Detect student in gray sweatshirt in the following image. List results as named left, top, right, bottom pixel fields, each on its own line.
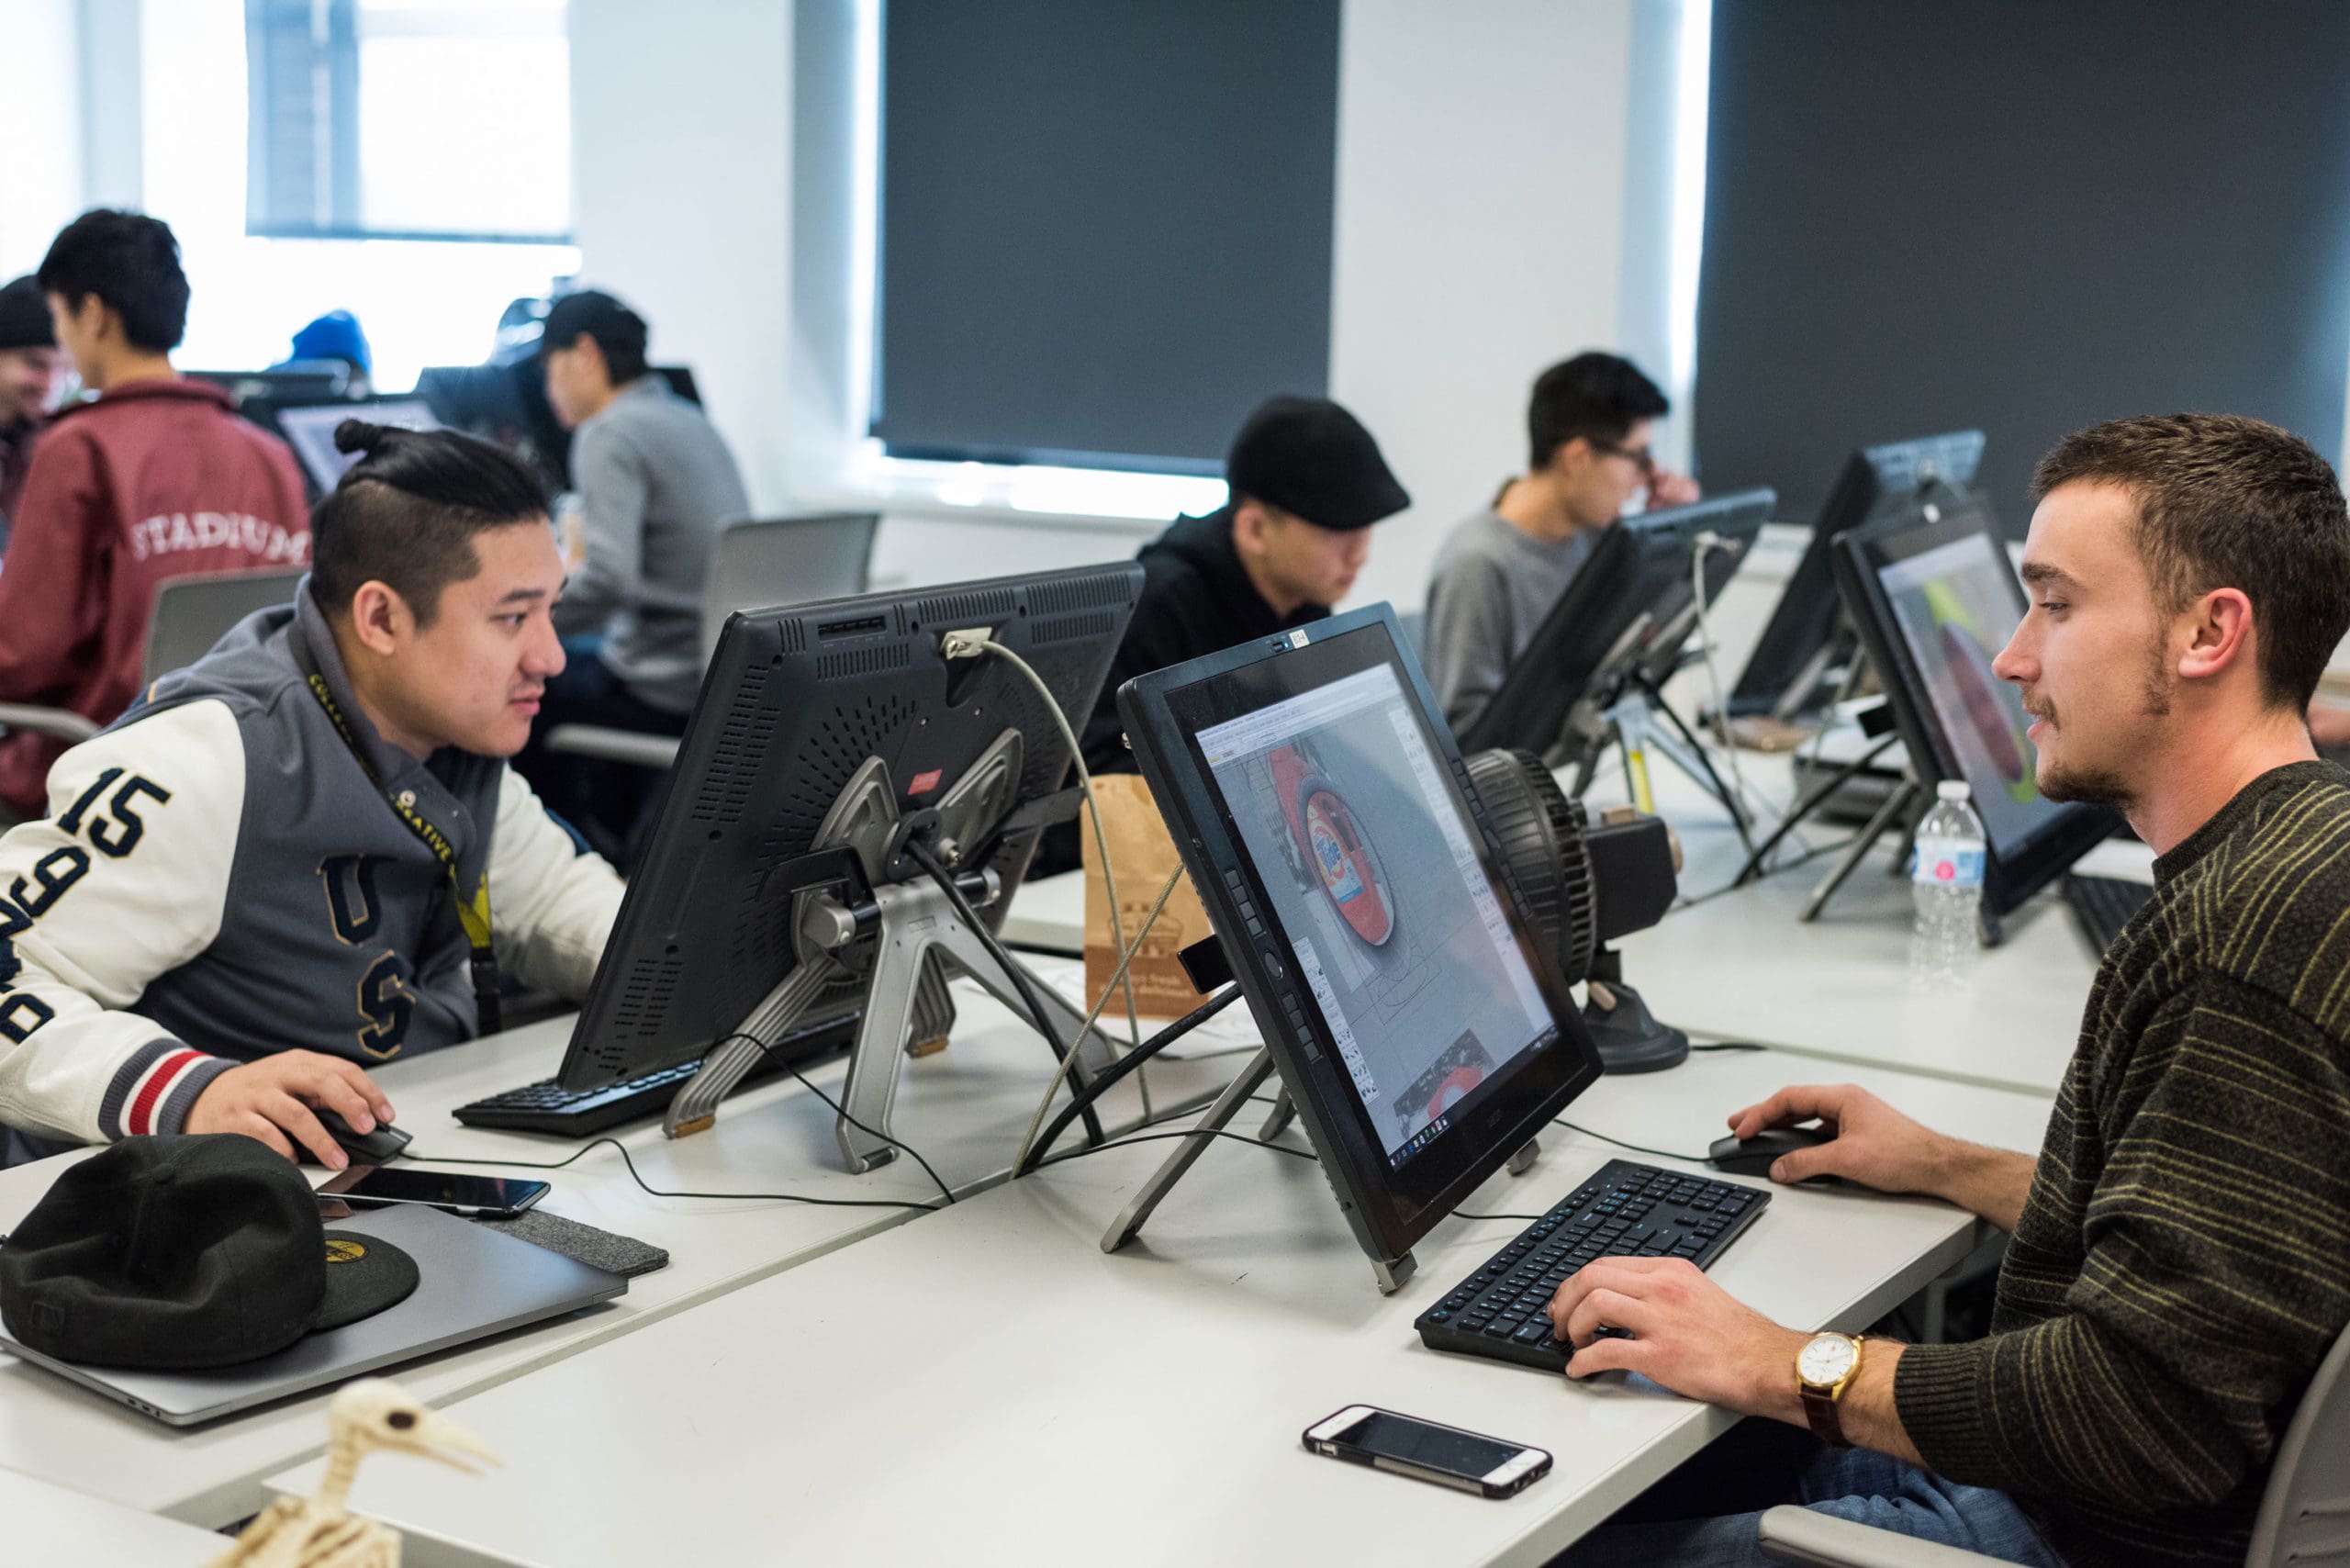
left=1422, top=353, right=1698, bottom=733
left=517, top=289, right=750, bottom=857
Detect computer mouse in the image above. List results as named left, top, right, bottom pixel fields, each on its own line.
left=1707, top=1125, right=1835, bottom=1180
left=308, top=1107, right=411, bottom=1166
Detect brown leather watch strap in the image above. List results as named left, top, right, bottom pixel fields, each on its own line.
left=1801, top=1383, right=1852, bottom=1448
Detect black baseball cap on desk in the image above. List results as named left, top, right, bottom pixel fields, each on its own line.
left=0, top=1135, right=419, bottom=1371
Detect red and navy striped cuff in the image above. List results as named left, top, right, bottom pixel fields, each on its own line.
left=98, top=1040, right=234, bottom=1138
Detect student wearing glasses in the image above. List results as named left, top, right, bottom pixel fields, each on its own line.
left=1421, top=353, right=1699, bottom=733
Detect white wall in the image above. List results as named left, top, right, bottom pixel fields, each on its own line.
left=0, top=0, right=92, bottom=277
left=567, top=0, right=795, bottom=512
left=1326, top=0, right=1638, bottom=611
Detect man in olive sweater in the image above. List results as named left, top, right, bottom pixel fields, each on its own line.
left=1553, top=413, right=2350, bottom=1567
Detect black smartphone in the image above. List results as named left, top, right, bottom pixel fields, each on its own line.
left=1302, top=1405, right=1550, bottom=1498
left=316, top=1165, right=551, bottom=1219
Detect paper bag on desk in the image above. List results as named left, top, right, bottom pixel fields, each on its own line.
left=1082, top=773, right=1217, bottom=1019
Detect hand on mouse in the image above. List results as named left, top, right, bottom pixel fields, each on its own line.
left=1723, top=1083, right=1946, bottom=1193
left=186, top=1052, right=397, bottom=1169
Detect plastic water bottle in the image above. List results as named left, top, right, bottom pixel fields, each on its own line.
left=1908, top=779, right=1986, bottom=991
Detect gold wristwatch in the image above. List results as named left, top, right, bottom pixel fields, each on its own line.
left=1796, top=1332, right=1865, bottom=1448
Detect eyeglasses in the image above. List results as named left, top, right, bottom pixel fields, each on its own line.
left=1587, top=439, right=1657, bottom=478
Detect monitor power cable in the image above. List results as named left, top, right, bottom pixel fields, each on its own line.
left=903, top=835, right=1107, bottom=1151
left=1016, top=981, right=1244, bottom=1176
left=946, top=631, right=1153, bottom=1117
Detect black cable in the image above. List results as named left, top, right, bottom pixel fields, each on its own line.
left=1730, top=731, right=1902, bottom=887
left=402, top=1137, right=940, bottom=1212
left=1551, top=1118, right=1709, bottom=1165
left=1689, top=1041, right=1767, bottom=1053
left=1453, top=1210, right=1548, bottom=1223
left=904, top=837, right=1105, bottom=1149
left=1033, top=1125, right=1318, bottom=1171
left=1016, top=984, right=1244, bottom=1176
left=1633, top=672, right=1760, bottom=862
left=711, top=1032, right=957, bottom=1206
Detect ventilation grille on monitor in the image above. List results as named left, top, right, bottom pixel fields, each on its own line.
left=604, top=953, right=685, bottom=1047
left=912, top=586, right=1020, bottom=628
left=816, top=642, right=912, bottom=682
left=1031, top=608, right=1119, bottom=646
left=1027, top=572, right=1139, bottom=616
left=690, top=662, right=778, bottom=826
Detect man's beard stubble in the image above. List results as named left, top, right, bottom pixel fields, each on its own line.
left=2031, top=639, right=2175, bottom=812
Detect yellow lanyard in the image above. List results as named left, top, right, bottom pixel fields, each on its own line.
left=303, top=670, right=502, bottom=1036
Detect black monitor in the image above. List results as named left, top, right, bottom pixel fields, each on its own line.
left=1116, top=605, right=1605, bottom=1282
left=549, top=564, right=1145, bottom=1154
left=275, top=396, right=440, bottom=496
left=1831, top=495, right=2115, bottom=937
left=1728, top=431, right=1986, bottom=721
left=189, top=364, right=352, bottom=403
left=1458, top=488, right=1776, bottom=757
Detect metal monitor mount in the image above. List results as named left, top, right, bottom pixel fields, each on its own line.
left=662, top=735, right=1120, bottom=1172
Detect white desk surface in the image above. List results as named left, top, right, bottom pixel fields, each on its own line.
left=0, top=970, right=1226, bottom=1529
left=0, top=1468, right=227, bottom=1565
left=270, top=1048, right=2057, bottom=1568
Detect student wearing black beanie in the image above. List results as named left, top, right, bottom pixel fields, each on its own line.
left=0, top=274, right=65, bottom=556
left=1036, top=394, right=1410, bottom=876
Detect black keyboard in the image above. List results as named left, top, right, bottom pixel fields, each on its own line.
left=2064, top=873, right=2154, bottom=954
left=1416, top=1160, right=1771, bottom=1371
left=453, top=1017, right=856, bottom=1137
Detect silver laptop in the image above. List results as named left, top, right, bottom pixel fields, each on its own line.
left=0, top=1204, right=626, bottom=1426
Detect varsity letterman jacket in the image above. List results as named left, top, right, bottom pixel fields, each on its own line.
left=0, top=585, right=622, bottom=1145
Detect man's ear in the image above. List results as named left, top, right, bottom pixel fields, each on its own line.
left=2176, top=587, right=2256, bottom=684
left=346, top=580, right=416, bottom=657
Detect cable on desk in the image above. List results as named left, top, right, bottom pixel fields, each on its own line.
left=905, top=835, right=1106, bottom=1152
left=713, top=1031, right=959, bottom=1206
left=1550, top=1119, right=1709, bottom=1165
left=1452, top=1210, right=1549, bottom=1223
left=1032, top=1125, right=1318, bottom=1172
left=1689, top=1041, right=1767, bottom=1053
left=1016, top=983, right=1242, bottom=1177
left=402, top=1137, right=941, bottom=1212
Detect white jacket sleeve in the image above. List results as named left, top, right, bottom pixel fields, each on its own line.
left=0, top=700, right=242, bottom=1143
left=486, top=766, right=624, bottom=1002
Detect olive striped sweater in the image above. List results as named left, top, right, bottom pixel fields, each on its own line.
left=1897, top=761, right=2350, bottom=1568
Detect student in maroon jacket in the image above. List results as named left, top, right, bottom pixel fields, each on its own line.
left=0, top=210, right=309, bottom=817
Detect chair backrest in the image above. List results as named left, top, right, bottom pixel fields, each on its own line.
left=141, top=568, right=308, bottom=687
left=699, top=512, right=879, bottom=661
left=2247, top=1324, right=2350, bottom=1565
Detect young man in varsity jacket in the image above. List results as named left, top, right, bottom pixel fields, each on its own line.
left=0, top=421, right=621, bottom=1170
left=1548, top=414, right=2350, bottom=1568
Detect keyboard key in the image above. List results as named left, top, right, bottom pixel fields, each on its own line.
left=1486, top=1317, right=1522, bottom=1338
left=1512, top=1321, right=1554, bottom=1345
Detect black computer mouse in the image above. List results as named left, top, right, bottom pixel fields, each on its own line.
left=1707, top=1125, right=1835, bottom=1179
left=309, top=1107, right=412, bottom=1166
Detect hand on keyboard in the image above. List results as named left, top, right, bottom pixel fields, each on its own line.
left=1547, top=1255, right=1808, bottom=1417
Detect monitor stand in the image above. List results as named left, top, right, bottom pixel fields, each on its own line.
left=661, top=747, right=1121, bottom=1173
left=1583, top=947, right=1688, bottom=1072
left=1800, top=771, right=1923, bottom=924
left=1099, top=1048, right=1542, bottom=1294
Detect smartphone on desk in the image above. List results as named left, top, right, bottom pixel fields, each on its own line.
left=316, top=1165, right=551, bottom=1220
left=1304, top=1405, right=1550, bottom=1498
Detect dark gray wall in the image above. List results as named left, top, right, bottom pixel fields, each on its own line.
left=875, top=0, right=1339, bottom=472
left=1695, top=1, right=2350, bottom=532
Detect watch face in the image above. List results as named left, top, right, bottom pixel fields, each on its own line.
left=1798, top=1334, right=1859, bottom=1387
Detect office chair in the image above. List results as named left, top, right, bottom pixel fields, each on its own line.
left=543, top=511, right=880, bottom=769
left=0, top=566, right=307, bottom=750
left=1755, top=1325, right=2350, bottom=1567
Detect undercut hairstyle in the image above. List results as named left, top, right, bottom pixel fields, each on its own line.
left=311, top=421, right=551, bottom=626
left=2032, top=412, right=2350, bottom=711
left=1527, top=352, right=1669, bottom=471
left=36, top=209, right=191, bottom=353
left=542, top=289, right=650, bottom=386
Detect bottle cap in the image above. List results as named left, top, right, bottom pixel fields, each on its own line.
left=1936, top=779, right=1972, bottom=802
